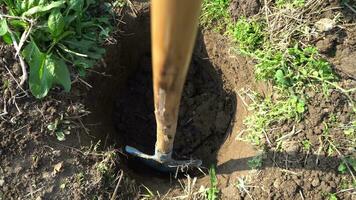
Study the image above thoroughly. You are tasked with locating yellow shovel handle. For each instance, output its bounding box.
[151,0,203,154]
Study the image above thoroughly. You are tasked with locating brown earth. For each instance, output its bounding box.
[0,0,355,200]
[229,0,261,20]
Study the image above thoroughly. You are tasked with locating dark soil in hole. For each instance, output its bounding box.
[113,47,234,166]
[109,8,236,171]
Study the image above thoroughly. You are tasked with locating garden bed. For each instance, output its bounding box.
[0,0,355,199]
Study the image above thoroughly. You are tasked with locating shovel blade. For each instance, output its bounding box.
[125,146,202,173]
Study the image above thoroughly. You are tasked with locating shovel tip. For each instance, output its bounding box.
[124,145,202,173]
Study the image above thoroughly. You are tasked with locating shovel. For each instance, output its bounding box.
[125,0,203,173]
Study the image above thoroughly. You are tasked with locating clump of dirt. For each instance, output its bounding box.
[315,35,337,56]
[229,0,261,20]
[313,0,356,79]
[331,26,356,79]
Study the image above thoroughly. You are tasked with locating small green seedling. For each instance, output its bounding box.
[338,161,347,174]
[338,157,356,174]
[206,166,219,200]
[60,182,66,189]
[95,150,117,182]
[76,172,85,184]
[302,139,312,151]
[328,193,338,200]
[243,92,306,146]
[113,0,126,8]
[47,115,71,141]
[247,154,263,169]
[344,128,355,136]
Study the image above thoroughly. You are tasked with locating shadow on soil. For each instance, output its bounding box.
[217,151,344,175]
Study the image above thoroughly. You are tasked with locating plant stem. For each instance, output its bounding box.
[0,14,28,87]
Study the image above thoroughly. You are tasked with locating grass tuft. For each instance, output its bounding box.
[200,0,230,30]
[206,166,219,200]
[276,0,305,8]
[227,18,264,54]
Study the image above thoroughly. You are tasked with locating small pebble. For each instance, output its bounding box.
[315,18,335,32]
[273,179,282,188]
[311,178,320,187]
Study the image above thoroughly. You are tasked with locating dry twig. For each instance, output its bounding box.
[110,171,124,200]
[0,14,34,86]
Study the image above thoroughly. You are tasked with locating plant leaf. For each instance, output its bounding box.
[22,0,65,17]
[274,69,289,86]
[338,162,346,174]
[48,9,65,38]
[28,0,40,9]
[47,54,71,92]
[67,0,84,13]
[23,40,54,98]
[9,19,29,29]
[56,131,66,141]
[296,99,305,114]
[2,32,13,44]
[0,19,9,36]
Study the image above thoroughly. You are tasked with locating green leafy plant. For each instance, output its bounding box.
[243,93,305,146]
[301,139,312,151]
[239,44,338,146]
[206,166,219,200]
[254,45,337,96]
[343,119,355,137]
[95,150,117,182]
[338,157,356,174]
[201,0,230,30]
[0,0,113,98]
[247,154,263,169]
[327,193,338,200]
[228,18,264,54]
[47,115,71,141]
[113,0,126,8]
[338,161,347,174]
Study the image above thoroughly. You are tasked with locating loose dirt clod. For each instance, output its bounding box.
[229,0,261,19]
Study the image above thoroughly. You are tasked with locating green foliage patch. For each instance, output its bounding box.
[243,93,306,145]
[227,18,264,54]
[228,18,339,145]
[200,0,230,30]
[0,0,113,98]
[255,45,336,95]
